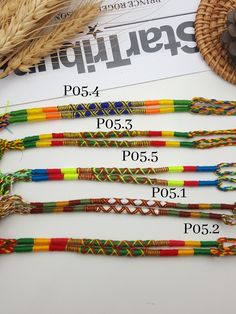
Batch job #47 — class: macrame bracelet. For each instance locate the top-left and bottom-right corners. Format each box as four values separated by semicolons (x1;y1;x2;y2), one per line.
1;163;235;195
1;129;236;159
1;97;236;130
1;237;236;257
1;195;236;225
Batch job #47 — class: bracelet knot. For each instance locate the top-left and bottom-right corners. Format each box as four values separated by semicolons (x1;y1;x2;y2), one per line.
0;113;10;130
211;238;236;256
0;239;16;254
0;195;32;219
0;139;24;159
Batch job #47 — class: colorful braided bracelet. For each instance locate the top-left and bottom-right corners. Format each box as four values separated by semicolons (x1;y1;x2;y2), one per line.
1;97;236;130
1;237;236;257
1;163;235;195
1;195;236;225
1;129;236;159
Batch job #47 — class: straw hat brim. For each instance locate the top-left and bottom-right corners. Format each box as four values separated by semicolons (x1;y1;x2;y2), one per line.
195;0;236;84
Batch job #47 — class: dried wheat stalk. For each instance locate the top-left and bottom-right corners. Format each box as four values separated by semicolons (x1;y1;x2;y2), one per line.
0;0;24;63
0;1;100;77
0;0;72;58
0;0;22;24
0;16;56;68
0;3;71;67
0;0;7;7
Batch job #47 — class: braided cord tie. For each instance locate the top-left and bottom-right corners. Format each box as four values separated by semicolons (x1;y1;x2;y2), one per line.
0;139;24;159
0;195;32;219
0;102;11;130
190;129;236;137
0;170;31;196
0;114;10;130
1;237;236;257
0;239;17;254
194;137;236;149
0;172;14;196
211;238;236;256
191;98;236;115
216;163;236;191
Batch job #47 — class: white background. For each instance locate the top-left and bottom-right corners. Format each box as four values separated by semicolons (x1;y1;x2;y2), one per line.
0;70;236;314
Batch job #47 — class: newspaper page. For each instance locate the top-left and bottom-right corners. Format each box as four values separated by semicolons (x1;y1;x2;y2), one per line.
0;0;207;105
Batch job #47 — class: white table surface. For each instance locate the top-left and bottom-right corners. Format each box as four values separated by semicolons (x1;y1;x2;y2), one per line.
0;70;236;314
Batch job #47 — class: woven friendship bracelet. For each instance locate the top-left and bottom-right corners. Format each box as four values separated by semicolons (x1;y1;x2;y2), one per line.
1;163;235;195
1;195;236;225
1;97;236;130
1;129;236;159
1;237;236;257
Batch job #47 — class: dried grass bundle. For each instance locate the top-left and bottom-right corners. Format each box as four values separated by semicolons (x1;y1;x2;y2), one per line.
0;0;21;26
0;0;101;78
0;0;72;57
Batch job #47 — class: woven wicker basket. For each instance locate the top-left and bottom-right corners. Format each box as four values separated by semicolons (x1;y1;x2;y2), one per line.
195;0;236;84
